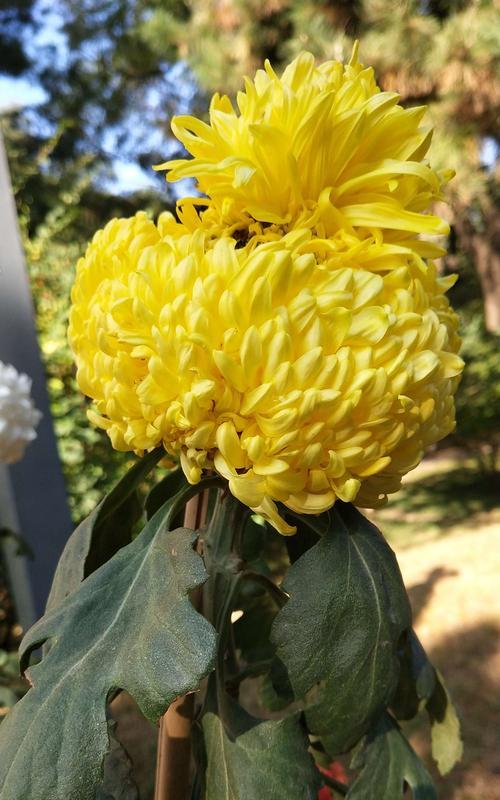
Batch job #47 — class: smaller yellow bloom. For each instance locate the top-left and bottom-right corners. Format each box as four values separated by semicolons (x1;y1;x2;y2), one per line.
158;44;452;254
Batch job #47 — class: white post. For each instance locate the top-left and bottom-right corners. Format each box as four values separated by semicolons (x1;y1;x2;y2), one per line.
0;465;36;631
0;128;72;629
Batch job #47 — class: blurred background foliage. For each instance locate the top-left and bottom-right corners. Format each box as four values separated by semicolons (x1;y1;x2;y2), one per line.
0;0;499;522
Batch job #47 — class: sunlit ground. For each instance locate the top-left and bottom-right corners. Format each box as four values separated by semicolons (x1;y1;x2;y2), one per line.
371;450;500;800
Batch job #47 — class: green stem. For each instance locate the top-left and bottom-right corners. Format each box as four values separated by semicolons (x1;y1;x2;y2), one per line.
199;491;254;724
241;570;289;608
226;659;273;687
226;612;239;677
202;491;249;628
165;476;224;530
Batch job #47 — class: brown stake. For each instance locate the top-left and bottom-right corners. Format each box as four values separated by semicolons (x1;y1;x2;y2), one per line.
154;492;208;800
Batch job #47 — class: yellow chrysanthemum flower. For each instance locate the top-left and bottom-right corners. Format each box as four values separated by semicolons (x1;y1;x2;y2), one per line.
69;212;462;533
158;45;452;250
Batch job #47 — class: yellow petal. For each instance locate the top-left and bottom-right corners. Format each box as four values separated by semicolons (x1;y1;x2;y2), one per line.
216;421;246;468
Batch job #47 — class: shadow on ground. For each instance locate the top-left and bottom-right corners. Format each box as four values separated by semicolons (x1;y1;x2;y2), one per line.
408;566;459;623
396;468;500;526
372;465;500;546
408;620;500;800
399;563;500;800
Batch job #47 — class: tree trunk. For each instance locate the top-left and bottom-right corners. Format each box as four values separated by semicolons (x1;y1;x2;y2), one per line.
454;199;500;333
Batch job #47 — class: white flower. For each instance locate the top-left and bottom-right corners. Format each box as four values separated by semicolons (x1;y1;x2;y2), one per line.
0;361;42;465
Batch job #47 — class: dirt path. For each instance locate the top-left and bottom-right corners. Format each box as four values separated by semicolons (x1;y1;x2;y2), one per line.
395;522;500;800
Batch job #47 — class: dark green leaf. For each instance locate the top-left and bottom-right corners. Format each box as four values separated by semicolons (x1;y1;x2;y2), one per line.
192;714;209;798
233;591;278;664
391;629;436;720
260;659;295;712
145;467;187;520
269;656;295;703
283;531;315;565
0;499;216;800
241;515;267;563
46;448;164;612
237;514;273;588
347;713;437;800
201;685;320;800
271;503;411;754
190;776;203;800
282;507;332;540
391;631;462;774
97;721;139;800
283;514;322;564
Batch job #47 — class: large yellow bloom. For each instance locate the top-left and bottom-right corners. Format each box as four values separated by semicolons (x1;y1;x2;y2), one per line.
159;45;452;250
69;212;462;533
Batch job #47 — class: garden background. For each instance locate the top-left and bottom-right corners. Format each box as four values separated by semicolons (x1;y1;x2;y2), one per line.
0;1;499;798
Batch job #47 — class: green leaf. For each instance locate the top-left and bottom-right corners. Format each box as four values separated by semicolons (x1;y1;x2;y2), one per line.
96;721;139;800
347;713;437;800
282;513;322;564
201;686;321;800
0;499;217;800
233;591;278;664
427;670;463;775
391;629;437;720
259;662;294;713
46;448;164;612
271;502;411;754
241;515;267;563
282;506;332;540
391;631;462;774
145;467;187;520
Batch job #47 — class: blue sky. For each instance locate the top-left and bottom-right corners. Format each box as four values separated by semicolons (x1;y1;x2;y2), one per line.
0;76;46;109
0;73;161;192
0;1;180;194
